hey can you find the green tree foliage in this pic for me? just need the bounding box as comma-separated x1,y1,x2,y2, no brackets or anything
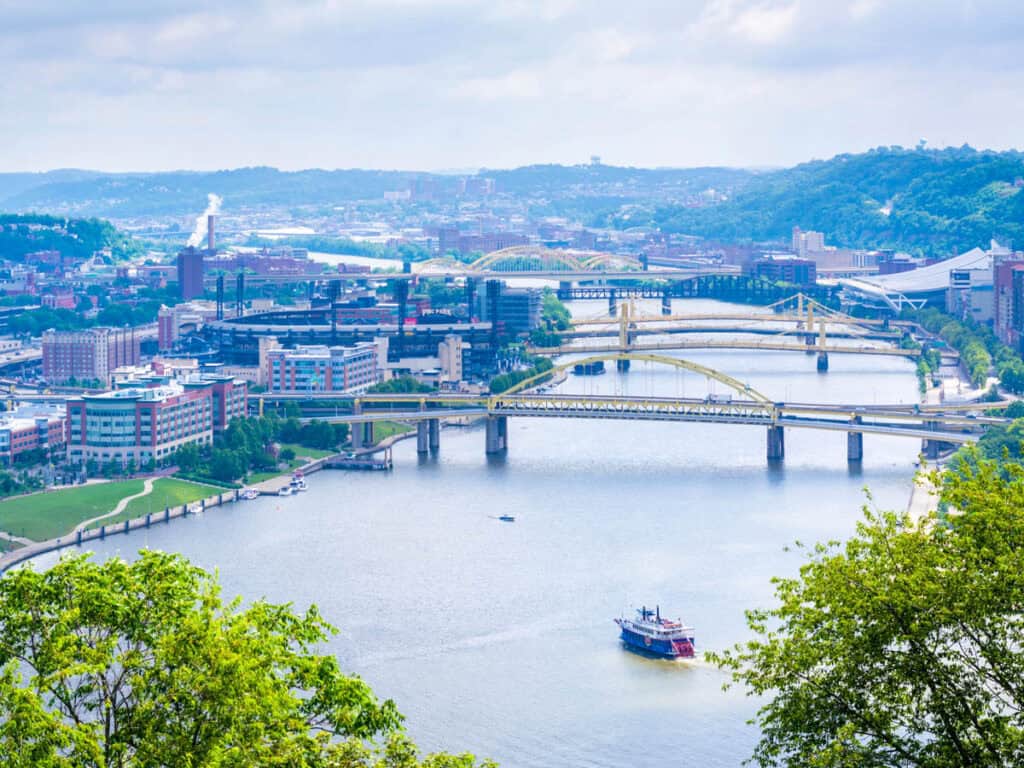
9,308,89,336
171,443,201,473
906,307,1023,390
713,457,1024,767
649,146,1024,257
0,214,139,262
489,358,554,394
368,376,435,394
0,551,492,767
540,291,571,331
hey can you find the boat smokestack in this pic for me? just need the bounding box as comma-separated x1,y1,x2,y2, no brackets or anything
207,214,215,252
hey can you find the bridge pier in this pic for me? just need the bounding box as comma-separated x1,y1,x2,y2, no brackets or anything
766,426,785,462
922,420,946,460
417,421,429,454
661,287,671,315
847,416,863,463
817,351,829,372
616,358,630,372
485,415,508,454
352,421,364,451
608,288,617,317
428,418,440,453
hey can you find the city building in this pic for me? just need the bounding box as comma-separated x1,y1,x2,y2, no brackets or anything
66,375,246,468
0,405,67,466
437,334,464,384
265,340,386,393
994,257,1024,344
747,256,817,286
946,266,994,323
42,327,141,385
157,301,219,351
792,227,825,257
176,246,205,300
477,285,542,332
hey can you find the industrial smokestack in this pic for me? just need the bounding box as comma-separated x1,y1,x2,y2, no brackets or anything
207,214,215,253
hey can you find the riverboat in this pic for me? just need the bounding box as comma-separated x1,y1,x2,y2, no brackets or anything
290,472,308,492
615,606,695,659
241,488,259,500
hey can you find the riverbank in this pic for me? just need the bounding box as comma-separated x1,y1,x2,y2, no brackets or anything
0,454,338,573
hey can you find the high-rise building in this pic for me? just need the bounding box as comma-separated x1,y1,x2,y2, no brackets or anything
792,227,825,257
42,327,141,385
176,246,205,300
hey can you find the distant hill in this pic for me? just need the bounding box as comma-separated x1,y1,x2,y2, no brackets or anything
4,149,1023,257
646,146,1024,256
0,164,754,219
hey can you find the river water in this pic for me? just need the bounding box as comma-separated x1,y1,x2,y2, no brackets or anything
32,299,920,767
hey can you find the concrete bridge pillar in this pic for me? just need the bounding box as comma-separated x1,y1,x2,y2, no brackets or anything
766,425,785,462
616,358,631,372
352,421,364,450
361,422,374,447
817,351,829,372
661,287,672,315
486,415,508,454
417,421,429,454
428,418,440,453
608,288,617,317
922,420,942,460
847,416,863,463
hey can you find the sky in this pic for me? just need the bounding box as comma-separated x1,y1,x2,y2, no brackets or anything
2,0,1023,172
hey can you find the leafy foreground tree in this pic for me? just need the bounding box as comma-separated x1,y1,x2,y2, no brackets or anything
0,551,494,768
712,455,1024,767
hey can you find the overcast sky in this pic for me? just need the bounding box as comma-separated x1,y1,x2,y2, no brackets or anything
2,0,1022,172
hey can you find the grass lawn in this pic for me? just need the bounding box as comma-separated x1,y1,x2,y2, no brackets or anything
0,480,145,541
86,478,222,531
279,443,334,460
373,421,414,442
0,538,23,553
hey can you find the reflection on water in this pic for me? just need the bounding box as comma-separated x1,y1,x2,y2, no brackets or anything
32,300,921,767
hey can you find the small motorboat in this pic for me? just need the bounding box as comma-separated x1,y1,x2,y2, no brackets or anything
498,514,516,522
241,488,259,500
278,486,294,497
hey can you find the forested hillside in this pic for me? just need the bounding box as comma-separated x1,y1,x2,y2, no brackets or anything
646,146,1024,255
0,214,138,261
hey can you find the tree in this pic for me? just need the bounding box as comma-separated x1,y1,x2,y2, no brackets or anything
172,443,201,473
209,448,243,482
0,551,492,767
712,456,1024,767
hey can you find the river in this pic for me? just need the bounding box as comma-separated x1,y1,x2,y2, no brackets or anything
31,299,921,767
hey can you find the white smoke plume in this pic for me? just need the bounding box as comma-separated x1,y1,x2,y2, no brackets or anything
186,193,222,247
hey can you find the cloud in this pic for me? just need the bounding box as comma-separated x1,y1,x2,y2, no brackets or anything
0,0,1022,172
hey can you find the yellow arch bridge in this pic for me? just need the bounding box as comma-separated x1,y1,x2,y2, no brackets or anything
265,354,996,463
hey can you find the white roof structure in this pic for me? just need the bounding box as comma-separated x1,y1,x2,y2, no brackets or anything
839,246,994,311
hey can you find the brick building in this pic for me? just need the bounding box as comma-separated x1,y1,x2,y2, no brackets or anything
42,327,141,385
66,375,246,468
